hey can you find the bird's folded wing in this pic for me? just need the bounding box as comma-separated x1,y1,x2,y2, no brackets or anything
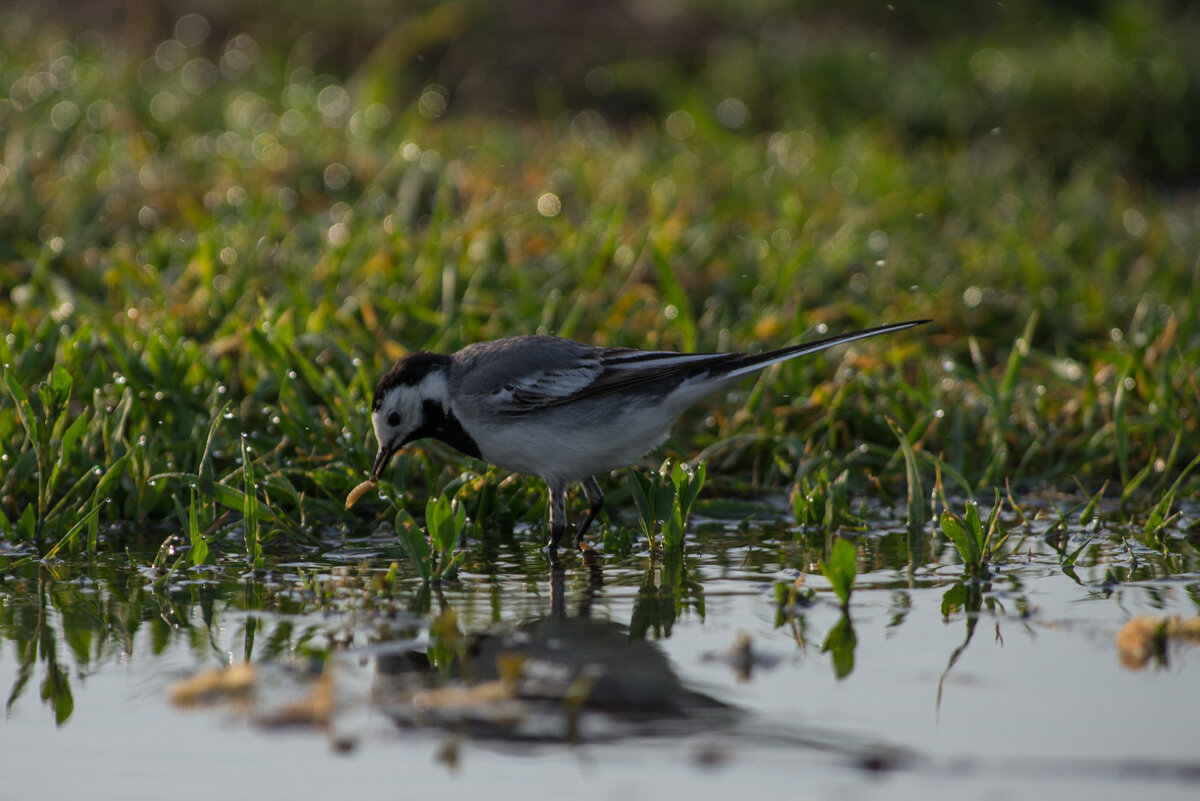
485,363,605,412
485,350,740,414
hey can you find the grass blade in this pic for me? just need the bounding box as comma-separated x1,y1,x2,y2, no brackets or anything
887,417,925,534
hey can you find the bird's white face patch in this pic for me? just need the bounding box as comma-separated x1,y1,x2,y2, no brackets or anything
371,372,451,451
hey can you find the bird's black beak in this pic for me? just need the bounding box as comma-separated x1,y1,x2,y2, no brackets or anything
369,438,401,481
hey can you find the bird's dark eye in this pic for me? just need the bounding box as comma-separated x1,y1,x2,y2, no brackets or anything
387,411,401,427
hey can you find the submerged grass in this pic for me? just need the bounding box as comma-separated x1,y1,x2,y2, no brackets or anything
0,3,1198,568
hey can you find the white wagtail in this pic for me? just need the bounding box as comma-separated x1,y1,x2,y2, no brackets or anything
348,320,929,550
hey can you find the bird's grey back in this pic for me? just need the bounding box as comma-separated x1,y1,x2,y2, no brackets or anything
450,336,606,396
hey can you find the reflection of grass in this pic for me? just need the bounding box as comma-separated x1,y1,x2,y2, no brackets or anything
936,575,987,714
0,4,1198,568
822,612,857,681
818,538,859,679
811,534,859,681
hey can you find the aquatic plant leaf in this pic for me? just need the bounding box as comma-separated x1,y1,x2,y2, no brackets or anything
674,461,706,521
4,367,40,444
55,412,90,475
395,509,431,582
627,468,656,541
16,504,36,542
820,537,857,608
49,362,73,399
186,487,209,566
241,436,261,569
655,475,676,531
1060,535,1094,570
940,510,980,568
1144,451,1200,539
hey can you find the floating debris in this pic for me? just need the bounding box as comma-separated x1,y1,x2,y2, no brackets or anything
258,670,336,729
1115,615,1200,670
702,630,781,681
169,662,257,707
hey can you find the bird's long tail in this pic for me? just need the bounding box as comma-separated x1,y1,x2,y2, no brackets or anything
719,319,930,381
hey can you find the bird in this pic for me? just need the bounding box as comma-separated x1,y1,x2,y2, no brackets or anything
351,319,929,551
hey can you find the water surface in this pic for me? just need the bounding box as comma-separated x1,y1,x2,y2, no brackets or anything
4,499,1199,800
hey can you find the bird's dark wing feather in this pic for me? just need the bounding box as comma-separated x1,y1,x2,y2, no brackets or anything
490,350,742,414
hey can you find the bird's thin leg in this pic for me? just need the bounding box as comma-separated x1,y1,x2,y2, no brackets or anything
548,554,566,620
547,480,568,551
575,476,604,547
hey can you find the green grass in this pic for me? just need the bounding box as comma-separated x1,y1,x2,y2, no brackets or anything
1,3,1199,565
628,459,706,557
395,490,471,583
938,492,1010,579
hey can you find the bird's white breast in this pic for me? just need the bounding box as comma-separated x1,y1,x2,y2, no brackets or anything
456,373,720,483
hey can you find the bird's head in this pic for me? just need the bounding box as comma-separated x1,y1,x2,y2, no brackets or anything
367,351,453,480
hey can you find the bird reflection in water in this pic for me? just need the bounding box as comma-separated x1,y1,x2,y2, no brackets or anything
374,555,732,743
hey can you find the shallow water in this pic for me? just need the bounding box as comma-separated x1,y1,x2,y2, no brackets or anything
3,498,1199,800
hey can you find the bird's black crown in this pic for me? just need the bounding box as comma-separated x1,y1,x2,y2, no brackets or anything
372,351,452,411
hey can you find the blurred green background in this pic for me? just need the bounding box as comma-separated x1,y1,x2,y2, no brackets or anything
10,0,1200,180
